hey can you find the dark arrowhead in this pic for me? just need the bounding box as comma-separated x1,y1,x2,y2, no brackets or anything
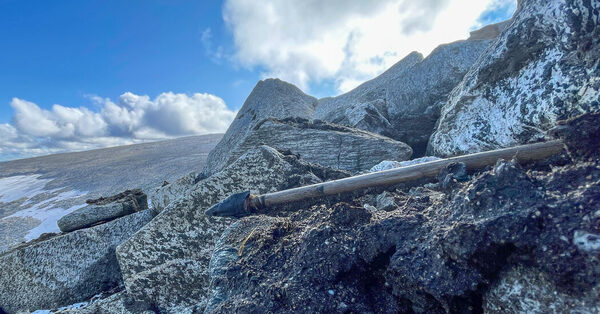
205,191,251,218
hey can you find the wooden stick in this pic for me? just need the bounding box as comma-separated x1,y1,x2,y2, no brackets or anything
251,140,565,209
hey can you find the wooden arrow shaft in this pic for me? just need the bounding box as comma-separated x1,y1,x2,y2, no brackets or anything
250,140,565,209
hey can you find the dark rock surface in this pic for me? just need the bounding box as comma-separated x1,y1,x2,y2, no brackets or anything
429,0,600,156
203,79,317,176
210,117,413,174
57,190,147,232
206,112,599,313
116,146,349,313
315,38,492,156
0,209,154,313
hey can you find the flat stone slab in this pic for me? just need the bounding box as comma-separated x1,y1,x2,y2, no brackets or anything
58,189,147,232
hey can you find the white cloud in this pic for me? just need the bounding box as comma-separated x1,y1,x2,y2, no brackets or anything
223,0,516,93
1,92,236,160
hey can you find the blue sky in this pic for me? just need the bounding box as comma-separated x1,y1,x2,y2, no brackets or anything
0,0,516,160
0,0,256,124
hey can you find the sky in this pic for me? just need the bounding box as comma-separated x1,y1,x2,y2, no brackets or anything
0,0,516,161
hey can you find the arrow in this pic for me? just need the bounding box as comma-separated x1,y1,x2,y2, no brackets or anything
205,140,565,218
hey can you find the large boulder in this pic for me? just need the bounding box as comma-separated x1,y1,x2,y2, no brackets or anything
116,146,349,313
428,0,600,156
0,209,154,313
203,78,317,176
209,117,412,174
204,114,600,313
315,37,493,156
58,189,147,232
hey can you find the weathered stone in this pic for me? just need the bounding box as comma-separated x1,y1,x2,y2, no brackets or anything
484,266,600,313
210,117,412,174
203,78,317,176
429,0,600,156
57,190,147,232
0,210,154,313
150,172,198,213
315,37,493,156
116,146,348,313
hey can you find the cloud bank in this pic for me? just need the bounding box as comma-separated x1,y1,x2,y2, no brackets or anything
1,92,236,160
223,0,516,93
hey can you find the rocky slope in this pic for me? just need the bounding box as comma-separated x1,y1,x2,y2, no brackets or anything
0,134,222,253
429,0,600,156
206,112,600,313
2,0,599,313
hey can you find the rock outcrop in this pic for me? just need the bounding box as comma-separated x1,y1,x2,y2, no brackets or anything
429,0,600,156
58,189,147,232
205,112,600,313
0,209,154,313
116,146,349,313
315,38,492,156
203,79,317,176
209,117,413,174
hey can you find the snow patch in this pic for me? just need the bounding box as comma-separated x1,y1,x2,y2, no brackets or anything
1,174,88,241
0,175,52,203
369,156,441,172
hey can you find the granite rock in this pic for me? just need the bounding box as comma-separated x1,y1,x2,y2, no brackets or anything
116,146,349,313
0,210,154,313
315,37,493,156
429,0,600,156
210,117,413,174
203,78,317,176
